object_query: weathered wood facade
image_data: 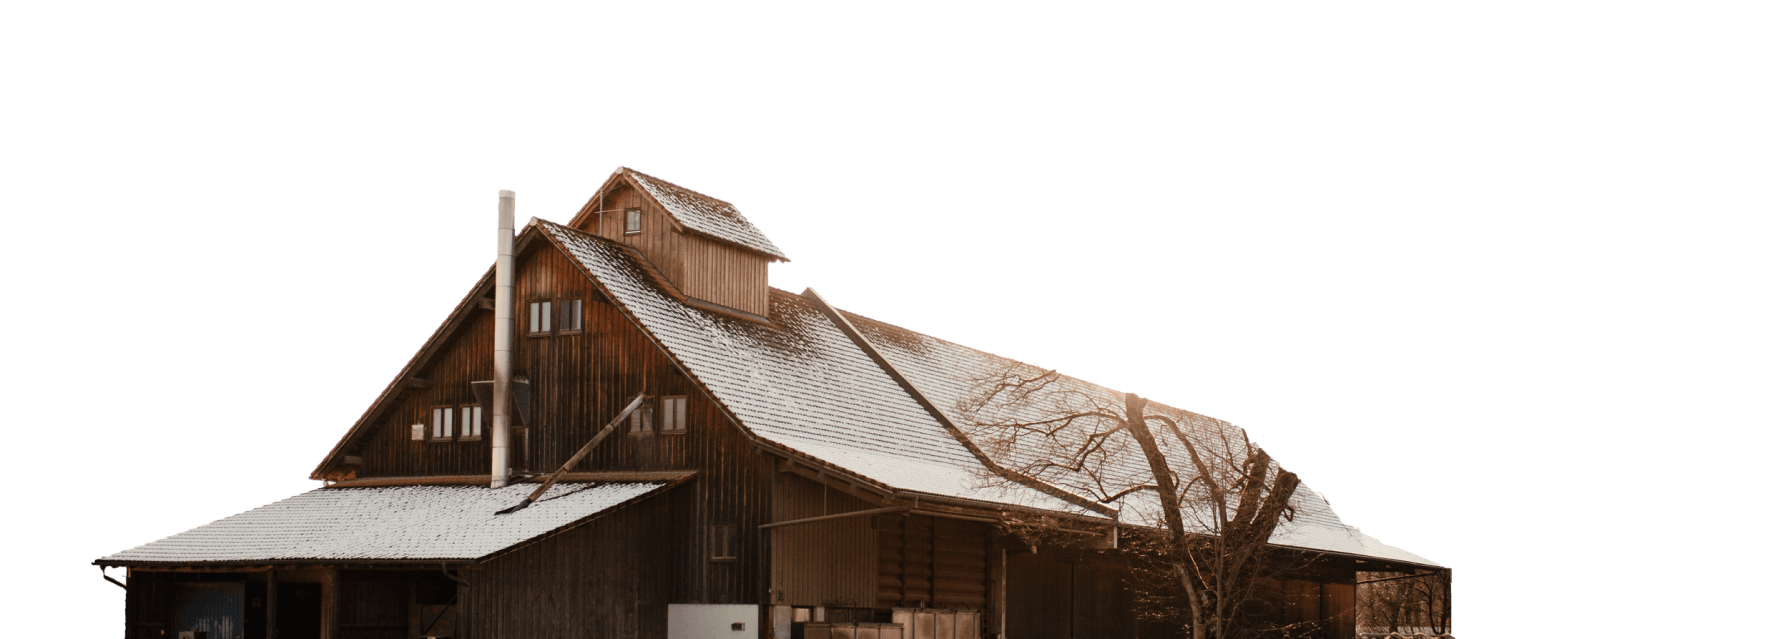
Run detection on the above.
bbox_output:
[100,168,1437,639]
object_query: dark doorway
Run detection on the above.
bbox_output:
[275,583,322,639]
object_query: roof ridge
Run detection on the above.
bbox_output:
[621,167,736,208]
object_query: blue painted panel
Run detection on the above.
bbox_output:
[172,582,245,639]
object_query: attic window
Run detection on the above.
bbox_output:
[528,300,553,335]
[661,396,688,434]
[629,400,657,434]
[429,405,482,441]
[624,209,642,235]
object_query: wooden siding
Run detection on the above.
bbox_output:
[875,514,989,610]
[459,491,677,639]
[574,181,770,317]
[769,474,878,607]
[677,235,769,317]
[352,242,774,608]
[1005,553,1139,639]
[350,302,496,477]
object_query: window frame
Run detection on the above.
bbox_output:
[623,208,642,235]
[428,404,483,442]
[660,395,688,434]
[559,297,584,335]
[628,398,657,435]
[429,405,456,442]
[527,300,554,337]
[709,524,739,562]
[459,404,484,440]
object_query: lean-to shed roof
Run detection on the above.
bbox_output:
[96,481,674,566]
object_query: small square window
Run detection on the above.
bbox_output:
[624,209,642,235]
[661,396,688,434]
[710,524,738,561]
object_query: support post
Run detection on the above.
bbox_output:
[265,570,278,639]
[323,568,340,639]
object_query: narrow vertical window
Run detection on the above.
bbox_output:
[528,301,552,335]
[528,302,541,333]
[561,298,583,332]
[661,396,688,433]
[710,524,738,561]
[630,400,656,434]
[624,209,642,235]
[461,405,482,439]
[432,407,454,440]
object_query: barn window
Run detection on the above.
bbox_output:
[661,396,688,433]
[430,406,455,441]
[430,405,481,441]
[629,400,657,434]
[560,298,583,333]
[624,209,642,235]
[710,524,738,561]
[460,405,483,439]
[528,301,553,335]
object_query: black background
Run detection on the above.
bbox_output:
[76,102,1516,630]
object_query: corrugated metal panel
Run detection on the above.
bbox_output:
[771,474,878,606]
[172,582,244,639]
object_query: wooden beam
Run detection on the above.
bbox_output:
[759,505,909,530]
[499,393,648,514]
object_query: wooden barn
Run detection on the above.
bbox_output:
[96,168,1445,639]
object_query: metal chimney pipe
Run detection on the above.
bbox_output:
[492,190,516,488]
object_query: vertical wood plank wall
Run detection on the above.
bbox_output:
[460,492,676,639]
[769,474,878,607]
[573,183,770,317]
[351,241,772,610]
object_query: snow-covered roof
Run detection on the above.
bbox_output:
[623,168,788,261]
[539,222,1439,568]
[847,312,1439,567]
[96,481,673,565]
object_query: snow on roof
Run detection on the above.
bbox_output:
[96,482,671,565]
[624,168,789,261]
[848,312,1440,567]
[545,222,1071,512]
[542,222,1437,567]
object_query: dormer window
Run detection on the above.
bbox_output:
[624,208,642,235]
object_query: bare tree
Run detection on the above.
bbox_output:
[1356,570,1451,636]
[952,366,1306,639]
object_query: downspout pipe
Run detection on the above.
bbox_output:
[492,190,516,488]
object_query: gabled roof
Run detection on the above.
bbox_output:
[96,481,678,566]
[606,167,789,261]
[539,221,1438,567]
